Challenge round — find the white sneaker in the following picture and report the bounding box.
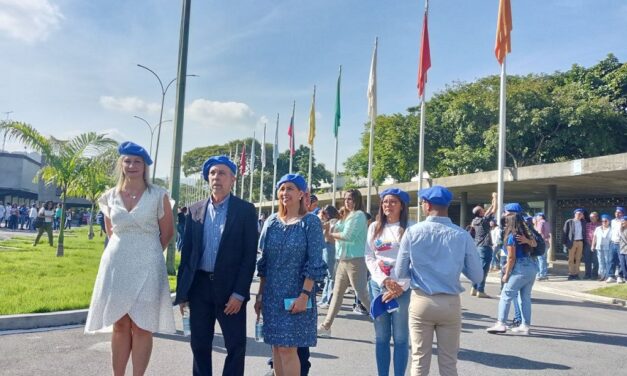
[486,322,507,334]
[317,324,331,338]
[510,325,530,335]
[317,302,329,309]
[606,277,616,283]
[618,277,625,284]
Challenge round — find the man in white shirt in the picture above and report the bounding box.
[29,204,38,231]
[0,202,5,228]
[608,206,625,283]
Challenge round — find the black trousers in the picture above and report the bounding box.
[297,347,311,375]
[189,272,247,376]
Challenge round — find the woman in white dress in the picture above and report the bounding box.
[85,141,175,376]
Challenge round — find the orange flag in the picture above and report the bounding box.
[494,0,512,65]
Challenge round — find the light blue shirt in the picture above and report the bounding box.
[395,216,483,295]
[199,194,230,273]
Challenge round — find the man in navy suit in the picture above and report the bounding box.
[174,155,258,376]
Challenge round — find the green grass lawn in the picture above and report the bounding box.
[0,227,179,315]
[587,284,627,301]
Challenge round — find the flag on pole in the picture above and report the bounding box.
[494,0,512,64]
[334,67,341,138]
[308,87,316,145]
[288,103,296,156]
[367,39,378,121]
[417,2,431,98]
[261,124,267,169]
[239,143,247,176]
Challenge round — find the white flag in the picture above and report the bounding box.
[261,123,267,169]
[368,39,378,121]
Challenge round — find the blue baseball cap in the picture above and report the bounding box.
[504,203,523,213]
[380,188,410,205]
[202,155,237,181]
[118,141,153,166]
[574,208,584,214]
[276,173,307,192]
[369,294,400,320]
[616,206,625,213]
[418,185,453,206]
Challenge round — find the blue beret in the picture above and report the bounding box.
[504,203,523,213]
[118,141,153,166]
[380,188,410,205]
[616,206,625,213]
[601,214,611,220]
[276,173,307,192]
[536,212,545,218]
[574,208,584,214]
[370,294,399,319]
[418,185,453,206]
[202,155,236,181]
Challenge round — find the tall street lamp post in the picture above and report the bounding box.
[133,115,171,156]
[136,64,197,182]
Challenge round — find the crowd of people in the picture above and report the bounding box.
[0,201,94,233]
[82,141,627,376]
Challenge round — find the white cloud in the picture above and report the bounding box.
[99,96,161,114]
[0,0,63,43]
[185,99,255,129]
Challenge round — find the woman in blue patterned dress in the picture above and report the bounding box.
[255,174,327,376]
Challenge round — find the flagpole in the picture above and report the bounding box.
[240,143,246,198]
[333,65,342,207]
[249,131,256,202]
[308,85,316,190]
[417,0,430,221]
[272,113,279,214]
[233,144,238,194]
[259,123,266,217]
[366,37,378,214]
[289,100,295,174]
[497,58,506,218]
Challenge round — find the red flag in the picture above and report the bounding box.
[287,112,295,156]
[239,144,247,175]
[494,0,512,65]
[417,9,431,98]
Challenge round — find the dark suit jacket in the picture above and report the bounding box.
[174,194,258,306]
[562,218,587,249]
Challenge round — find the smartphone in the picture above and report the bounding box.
[283,297,313,310]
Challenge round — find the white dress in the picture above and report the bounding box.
[85,186,176,334]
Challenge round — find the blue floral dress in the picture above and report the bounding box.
[257,213,327,347]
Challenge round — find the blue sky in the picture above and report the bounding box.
[1,0,626,179]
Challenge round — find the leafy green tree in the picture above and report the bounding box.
[0,122,116,256]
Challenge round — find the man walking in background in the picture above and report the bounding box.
[470,192,497,298]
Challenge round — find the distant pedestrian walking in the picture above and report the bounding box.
[33,201,54,247]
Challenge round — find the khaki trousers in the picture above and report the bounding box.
[409,289,461,376]
[568,240,584,276]
[321,257,371,329]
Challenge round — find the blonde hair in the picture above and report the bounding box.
[115,155,151,192]
[277,187,308,219]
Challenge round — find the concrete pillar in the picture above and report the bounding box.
[546,185,557,262]
[460,191,468,228]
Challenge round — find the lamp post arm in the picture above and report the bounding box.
[137,64,165,94]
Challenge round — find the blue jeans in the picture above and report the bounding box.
[473,246,492,293]
[320,243,336,305]
[597,247,610,279]
[619,254,627,280]
[498,257,536,326]
[491,246,501,269]
[369,279,409,376]
[609,243,623,278]
[536,254,548,278]
[500,256,521,323]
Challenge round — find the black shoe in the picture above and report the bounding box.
[511,319,521,328]
[583,276,591,280]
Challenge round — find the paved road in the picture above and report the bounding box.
[1,280,625,376]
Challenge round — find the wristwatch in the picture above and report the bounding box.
[300,289,312,298]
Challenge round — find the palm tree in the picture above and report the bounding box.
[70,148,117,240]
[0,121,117,256]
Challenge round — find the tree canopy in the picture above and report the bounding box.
[345,54,627,184]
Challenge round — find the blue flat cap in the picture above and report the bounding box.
[504,203,523,213]
[419,185,453,206]
[202,155,237,181]
[380,188,410,205]
[616,206,625,213]
[118,141,153,165]
[574,208,584,214]
[276,173,307,192]
[370,294,400,320]
[601,214,611,220]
